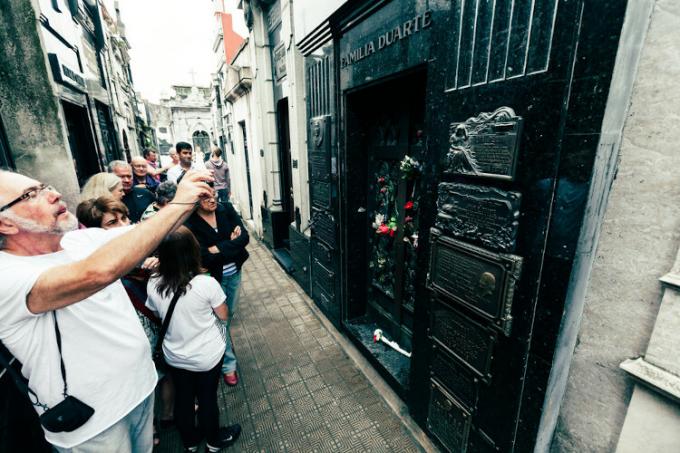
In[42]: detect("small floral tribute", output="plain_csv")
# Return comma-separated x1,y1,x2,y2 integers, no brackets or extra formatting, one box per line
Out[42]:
399,155,422,180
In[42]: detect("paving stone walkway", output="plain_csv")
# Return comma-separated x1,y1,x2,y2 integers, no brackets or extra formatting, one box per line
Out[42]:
158,242,425,452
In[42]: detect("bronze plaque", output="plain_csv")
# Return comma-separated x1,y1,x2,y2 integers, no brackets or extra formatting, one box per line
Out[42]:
430,300,495,382
443,107,522,180
427,381,471,453
311,210,336,249
310,115,330,152
312,259,335,294
430,345,478,411
435,182,521,252
311,239,333,268
427,231,522,336
311,181,331,210
310,155,329,181
312,282,337,316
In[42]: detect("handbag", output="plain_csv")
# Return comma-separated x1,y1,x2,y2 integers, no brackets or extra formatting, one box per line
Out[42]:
0,312,94,433
152,290,182,373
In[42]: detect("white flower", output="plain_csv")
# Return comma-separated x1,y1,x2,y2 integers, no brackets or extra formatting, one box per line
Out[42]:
372,213,385,229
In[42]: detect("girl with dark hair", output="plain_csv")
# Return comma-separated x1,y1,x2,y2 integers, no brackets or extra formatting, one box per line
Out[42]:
145,227,241,453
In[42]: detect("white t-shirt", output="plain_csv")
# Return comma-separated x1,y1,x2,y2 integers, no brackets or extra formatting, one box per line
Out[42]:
146,274,226,372
166,164,193,184
0,227,157,448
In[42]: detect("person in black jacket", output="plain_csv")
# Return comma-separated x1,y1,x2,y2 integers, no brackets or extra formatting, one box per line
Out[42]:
185,195,249,386
110,161,155,223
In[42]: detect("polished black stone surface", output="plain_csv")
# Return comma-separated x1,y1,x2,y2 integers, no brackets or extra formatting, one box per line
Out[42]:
300,0,629,451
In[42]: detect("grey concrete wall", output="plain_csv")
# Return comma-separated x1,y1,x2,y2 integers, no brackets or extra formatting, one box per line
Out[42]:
0,0,80,208
552,1,680,451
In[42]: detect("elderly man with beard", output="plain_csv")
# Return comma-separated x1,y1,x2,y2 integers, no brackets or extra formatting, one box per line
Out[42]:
0,169,213,452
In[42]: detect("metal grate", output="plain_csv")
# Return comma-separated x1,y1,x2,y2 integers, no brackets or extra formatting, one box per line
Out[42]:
446,0,559,91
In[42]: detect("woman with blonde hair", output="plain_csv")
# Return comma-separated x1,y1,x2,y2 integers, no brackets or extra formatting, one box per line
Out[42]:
80,172,125,201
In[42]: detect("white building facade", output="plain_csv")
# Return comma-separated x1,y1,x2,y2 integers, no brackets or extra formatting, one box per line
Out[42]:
213,0,309,260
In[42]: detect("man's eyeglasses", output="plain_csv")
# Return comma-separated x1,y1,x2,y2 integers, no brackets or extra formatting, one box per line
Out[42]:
0,184,54,213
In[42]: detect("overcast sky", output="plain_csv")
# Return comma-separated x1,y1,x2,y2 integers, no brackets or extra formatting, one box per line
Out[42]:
104,0,248,103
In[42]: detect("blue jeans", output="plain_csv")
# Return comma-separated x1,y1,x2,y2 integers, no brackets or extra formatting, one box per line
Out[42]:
53,393,154,453
220,271,241,374
216,188,229,204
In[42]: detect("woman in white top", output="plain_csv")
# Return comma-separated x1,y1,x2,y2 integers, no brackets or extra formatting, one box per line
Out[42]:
146,226,241,452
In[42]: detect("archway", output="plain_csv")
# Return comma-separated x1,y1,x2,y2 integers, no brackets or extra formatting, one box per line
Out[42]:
192,130,210,164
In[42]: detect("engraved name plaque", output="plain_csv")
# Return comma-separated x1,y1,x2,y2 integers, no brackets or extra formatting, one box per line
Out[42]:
436,182,521,252
444,107,523,180
430,299,496,382
430,345,478,411
311,181,331,210
428,230,522,336
310,155,329,181
427,381,471,453
310,210,336,249
312,259,335,294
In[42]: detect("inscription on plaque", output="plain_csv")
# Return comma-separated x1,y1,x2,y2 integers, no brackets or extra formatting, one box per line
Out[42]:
430,300,495,381
311,181,331,210
311,240,333,268
436,182,521,252
310,155,329,181
430,345,477,411
428,230,522,336
444,107,522,180
312,282,337,315
312,259,335,294
427,381,471,453
311,210,336,249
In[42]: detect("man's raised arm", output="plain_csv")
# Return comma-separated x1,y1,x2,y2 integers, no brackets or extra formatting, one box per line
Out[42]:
26,170,214,314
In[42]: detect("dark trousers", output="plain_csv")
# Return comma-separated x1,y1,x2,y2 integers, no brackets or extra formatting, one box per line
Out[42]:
169,361,222,447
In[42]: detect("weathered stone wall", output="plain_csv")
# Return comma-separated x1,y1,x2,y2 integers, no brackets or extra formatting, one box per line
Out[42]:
552,1,680,451
0,0,80,207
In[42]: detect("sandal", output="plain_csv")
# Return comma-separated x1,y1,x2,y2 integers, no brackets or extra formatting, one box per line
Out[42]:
153,430,160,447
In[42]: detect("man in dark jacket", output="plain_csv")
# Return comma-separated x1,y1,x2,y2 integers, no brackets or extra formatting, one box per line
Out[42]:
110,161,155,223
185,196,249,386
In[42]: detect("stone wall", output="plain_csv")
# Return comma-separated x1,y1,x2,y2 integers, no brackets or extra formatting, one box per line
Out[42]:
0,0,80,207
552,1,680,451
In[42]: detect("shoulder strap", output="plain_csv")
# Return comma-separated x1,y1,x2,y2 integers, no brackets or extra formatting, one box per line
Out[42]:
153,290,183,356
53,311,68,398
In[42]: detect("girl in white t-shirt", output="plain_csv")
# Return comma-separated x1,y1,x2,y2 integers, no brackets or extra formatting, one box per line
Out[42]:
146,227,241,452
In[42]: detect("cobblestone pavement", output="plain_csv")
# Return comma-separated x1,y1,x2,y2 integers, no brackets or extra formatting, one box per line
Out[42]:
157,241,425,452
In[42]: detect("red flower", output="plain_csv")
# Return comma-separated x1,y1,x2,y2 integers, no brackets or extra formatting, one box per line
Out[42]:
389,228,396,237
378,177,386,184
380,187,387,193
377,224,390,235
404,201,414,210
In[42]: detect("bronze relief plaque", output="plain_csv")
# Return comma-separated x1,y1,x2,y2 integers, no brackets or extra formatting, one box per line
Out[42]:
443,107,522,180
310,115,330,152
427,230,522,336
427,380,471,453
435,182,521,252
430,299,495,382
